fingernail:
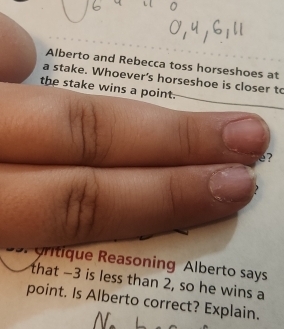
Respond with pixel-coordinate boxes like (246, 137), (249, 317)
(223, 118), (269, 156)
(209, 166), (256, 202)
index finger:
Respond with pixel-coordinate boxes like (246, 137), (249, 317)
(0, 83), (269, 167)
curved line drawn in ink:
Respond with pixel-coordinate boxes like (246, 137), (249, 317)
(0, 253), (42, 273)
(173, 93), (284, 111)
(61, 0), (89, 23)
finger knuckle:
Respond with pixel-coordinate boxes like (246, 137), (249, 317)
(165, 172), (182, 219)
(168, 174), (177, 217)
(67, 96), (114, 166)
(177, 115), (199, 160)
(61, 170), (99, 242)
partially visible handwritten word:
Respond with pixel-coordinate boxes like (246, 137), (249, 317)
(92, 311), (209, 329)
(92, 311), (177, 329)
(61, 0), (157, 24)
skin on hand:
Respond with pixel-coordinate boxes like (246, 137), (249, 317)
(0, 13), (270, 248)
(0, 13), (36, 83)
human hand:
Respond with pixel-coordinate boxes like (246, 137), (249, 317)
(0, 13), (270, 248)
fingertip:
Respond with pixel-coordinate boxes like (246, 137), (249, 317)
(222, 114), (270, 158)
(209, 165), (256, 203)
(0, 13), (36, 83)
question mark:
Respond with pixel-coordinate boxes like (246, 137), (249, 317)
(255, 185), (259, 195)
(194, 301), (199, 312)
(267, 153), (273, 162)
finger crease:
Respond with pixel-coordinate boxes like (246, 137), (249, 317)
(75, 180), (88, 238)
(185, 116), (192, 158)
(80, 108), (87, 164)
(169, 175), (177, 217)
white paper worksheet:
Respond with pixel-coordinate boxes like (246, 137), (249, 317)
(0, 1), (284, 328)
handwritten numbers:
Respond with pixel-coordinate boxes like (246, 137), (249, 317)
(57, 0), (245, 46)
(169, 20), (182, 35)
(93, 0), (102, 11)
(144, 0), (153, 7)
(170, 2), (178, 11)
